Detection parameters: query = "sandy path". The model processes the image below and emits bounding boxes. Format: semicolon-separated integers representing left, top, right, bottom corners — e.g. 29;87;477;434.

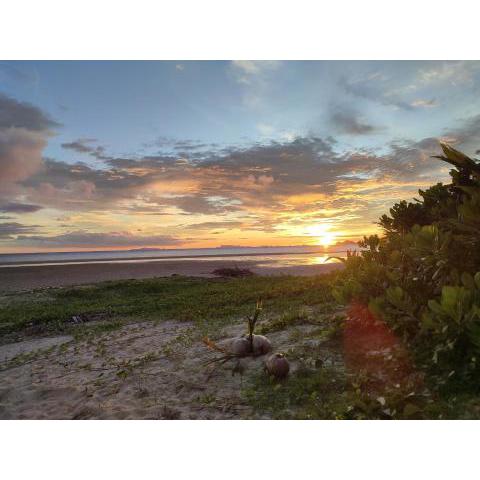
0;316;341;420
0;260;343;293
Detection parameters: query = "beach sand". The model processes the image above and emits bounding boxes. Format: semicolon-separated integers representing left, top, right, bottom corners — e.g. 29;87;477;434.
0;259;343;293
0;259;344;419
0;315;344;419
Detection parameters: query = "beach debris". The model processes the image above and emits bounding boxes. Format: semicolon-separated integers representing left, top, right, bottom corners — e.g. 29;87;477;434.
211;266;254;278
203;337;229;356
202;338;238;366
265;353;290;379
66;311;111;324
202;300;272;379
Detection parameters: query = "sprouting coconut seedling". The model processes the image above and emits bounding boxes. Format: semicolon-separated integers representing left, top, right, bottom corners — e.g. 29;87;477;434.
202;337;235;364
203;337;228;355
245;300;272;356
221;300;270;357
248;299;263;352
202;336;245;381
202;301;272;380
202;336;241;367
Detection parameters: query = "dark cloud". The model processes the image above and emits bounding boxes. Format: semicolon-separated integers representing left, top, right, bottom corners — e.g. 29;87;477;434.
61;139;97;153
0;93;60;131
0;222;38;239
185;220;243;230
0;128;47;191
330;109;379;135
0;202;43;213
18;133;449;218
61;138;109;160
15;231;180;248
0;94;59;198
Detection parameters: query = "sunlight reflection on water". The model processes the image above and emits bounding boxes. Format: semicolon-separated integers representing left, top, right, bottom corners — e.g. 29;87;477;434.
255;253;346;268
0;251;348;269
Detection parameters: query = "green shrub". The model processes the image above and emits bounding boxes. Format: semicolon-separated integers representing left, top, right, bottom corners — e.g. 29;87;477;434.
334;143;480;390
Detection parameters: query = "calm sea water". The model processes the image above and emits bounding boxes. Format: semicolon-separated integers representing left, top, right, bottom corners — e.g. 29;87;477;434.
0;246;355;268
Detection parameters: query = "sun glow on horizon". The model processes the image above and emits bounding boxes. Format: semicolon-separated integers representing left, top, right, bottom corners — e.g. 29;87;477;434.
305;224;338;248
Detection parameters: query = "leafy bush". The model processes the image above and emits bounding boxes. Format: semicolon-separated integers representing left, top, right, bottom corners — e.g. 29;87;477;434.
335;143;480;390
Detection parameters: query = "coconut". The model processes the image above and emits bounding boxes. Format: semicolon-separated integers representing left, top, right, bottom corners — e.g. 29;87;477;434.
251;334;272;356
226;334;272;357
265;353;290;379
228;336;251;356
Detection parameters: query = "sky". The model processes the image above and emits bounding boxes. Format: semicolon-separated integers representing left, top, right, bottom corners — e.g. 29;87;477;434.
1;60;480;253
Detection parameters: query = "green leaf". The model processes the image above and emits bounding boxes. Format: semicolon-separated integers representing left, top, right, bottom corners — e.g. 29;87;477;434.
474;272;480;290
386;286;404;306
403;403;422;418
461;272;475;289
428;299;443;315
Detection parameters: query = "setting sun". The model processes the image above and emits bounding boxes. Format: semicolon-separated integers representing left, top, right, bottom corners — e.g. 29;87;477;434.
305;224;337;248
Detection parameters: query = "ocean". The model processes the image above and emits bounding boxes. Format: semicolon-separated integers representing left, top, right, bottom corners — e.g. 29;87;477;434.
0;245;355;268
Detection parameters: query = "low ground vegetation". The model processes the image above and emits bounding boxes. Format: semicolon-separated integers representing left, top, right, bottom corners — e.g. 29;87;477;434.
1;144;480;419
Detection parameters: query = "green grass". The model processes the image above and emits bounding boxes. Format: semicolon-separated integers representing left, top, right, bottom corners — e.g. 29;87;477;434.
3;272;480;419
0;273;338;337
244;365;350;419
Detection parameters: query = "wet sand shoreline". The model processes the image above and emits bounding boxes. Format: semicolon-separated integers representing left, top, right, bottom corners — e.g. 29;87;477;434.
0;259;343;293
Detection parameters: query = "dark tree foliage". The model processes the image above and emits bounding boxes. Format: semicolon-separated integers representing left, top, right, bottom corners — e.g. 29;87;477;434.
334;143;480;391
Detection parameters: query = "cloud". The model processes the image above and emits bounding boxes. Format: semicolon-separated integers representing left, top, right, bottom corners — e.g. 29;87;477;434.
0;93;59;131
61;138;97;153
0;202;43;213
0;222;38;239
441;114;480;155
230;61;281;85
340;62;480;112
340;76;415;111
330;109;379;135
230;61;281;108
61;138;109;160
15;230;180;248
7;110;480;249
18;133;449;222
416;61;479;87
0;94;59;199
257;123;275;136
410;98;437;108
185;220;243;230
0;128;47;190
